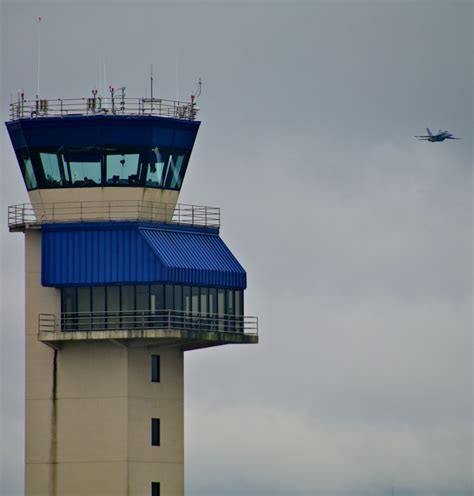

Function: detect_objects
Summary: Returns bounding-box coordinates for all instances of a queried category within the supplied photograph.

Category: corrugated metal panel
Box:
[140,227,246,289]
[41,222,246,289]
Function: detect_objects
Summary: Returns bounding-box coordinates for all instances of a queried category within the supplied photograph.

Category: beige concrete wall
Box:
[24,229,185,496]
[28,187,180,224]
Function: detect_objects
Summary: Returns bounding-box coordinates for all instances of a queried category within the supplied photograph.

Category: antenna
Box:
[175,51,179,101]
[150,64,153,101]
[37,16,42,98]
[150,64,154,112]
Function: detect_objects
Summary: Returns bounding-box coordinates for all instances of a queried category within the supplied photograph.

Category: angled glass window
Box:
[163,153,187,189]
[64,152,102,187]
[40,152,67,187]
[17,150,38,190]
[105,152,142,186]
[145,147,168,188]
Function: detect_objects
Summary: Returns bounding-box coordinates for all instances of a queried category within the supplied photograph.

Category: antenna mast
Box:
[150,64,154,112]
[37,17,42,98]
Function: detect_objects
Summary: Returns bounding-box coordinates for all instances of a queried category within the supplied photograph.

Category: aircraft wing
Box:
[447,136,461,139]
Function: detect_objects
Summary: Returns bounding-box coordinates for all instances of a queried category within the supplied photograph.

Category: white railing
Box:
[39,310,258,336]
[8,201,220,229]
[10,96,199,121]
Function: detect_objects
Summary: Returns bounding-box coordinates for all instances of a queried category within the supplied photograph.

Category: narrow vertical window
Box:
[151,482,160,496]
[152,418,160,446]
[152,355,160,383]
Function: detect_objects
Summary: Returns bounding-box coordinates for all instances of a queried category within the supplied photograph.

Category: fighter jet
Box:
[415,128,460,142]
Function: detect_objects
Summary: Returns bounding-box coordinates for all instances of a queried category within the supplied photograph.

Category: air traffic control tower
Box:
[6,91,258,496]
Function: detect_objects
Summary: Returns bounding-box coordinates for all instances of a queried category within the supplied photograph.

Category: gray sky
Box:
[0,1,472,495]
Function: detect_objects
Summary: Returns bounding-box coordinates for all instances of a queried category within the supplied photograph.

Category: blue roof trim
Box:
[6,115,200,151]
[41,222,246,289]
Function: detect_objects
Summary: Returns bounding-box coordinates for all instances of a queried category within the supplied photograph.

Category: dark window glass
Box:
[107,286,120,329]
[152,418,160,446]
[151,482,160,496]
[208,288,217,314]
[235,290,243,316]
[217,289,225,315]
[183,286,191,314]
[121,285,134,329]
[136,285,149,310]
[62,287,77,314]
[121,285,134,310]
[40,152,66,187]
[92,286,106,329]
[191,286,199,315]
[165,284,174,309]
[174,285,183,312]
[152,355,160,383]
[235,290,243,333]
[105,152,141,186]
[150,285,164,312]
[62,150,102,187]
[77,287,91,330]
[217,289,225,331]
[227,290,235,315]
[163,153,188,189]
[200,287,208,314]
[17,150,38,190]
[61,287,76,330]
[145,147,168,188]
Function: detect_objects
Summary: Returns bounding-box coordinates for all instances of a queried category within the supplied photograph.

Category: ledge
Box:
[38,328,258,351]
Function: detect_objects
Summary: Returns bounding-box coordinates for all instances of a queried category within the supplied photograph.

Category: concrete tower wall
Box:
[25,230,185,496]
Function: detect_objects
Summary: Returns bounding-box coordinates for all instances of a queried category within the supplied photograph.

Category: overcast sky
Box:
[0,1,472,495]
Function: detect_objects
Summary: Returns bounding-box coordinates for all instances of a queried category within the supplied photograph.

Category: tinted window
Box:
[151,482,160,496]
[151,418,160,446]
[106,152,142,185]
[152,355,160,383]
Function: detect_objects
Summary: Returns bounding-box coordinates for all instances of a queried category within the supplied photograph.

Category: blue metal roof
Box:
[41,222,246,289]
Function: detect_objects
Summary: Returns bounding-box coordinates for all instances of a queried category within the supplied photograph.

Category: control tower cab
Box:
[7,91,257,496]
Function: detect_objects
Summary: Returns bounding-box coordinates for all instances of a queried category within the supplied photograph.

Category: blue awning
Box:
[42,222,246,289]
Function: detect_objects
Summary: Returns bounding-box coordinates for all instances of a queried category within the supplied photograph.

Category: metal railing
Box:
[9,96,199,121]
[39,310,258,336]
[8,201,220,229]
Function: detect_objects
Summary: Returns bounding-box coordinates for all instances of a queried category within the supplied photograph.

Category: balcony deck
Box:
[8,200,220,232]
[9,95,199,121]
[38,310,258,351]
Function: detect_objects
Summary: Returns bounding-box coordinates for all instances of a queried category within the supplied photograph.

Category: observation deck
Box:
[38,310,258,350]
[8,200,220,232]
[9,95,199,121]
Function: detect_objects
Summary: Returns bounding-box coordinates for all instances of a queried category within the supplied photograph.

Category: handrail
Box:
[9,96,199,121]
[8,200,220,229]
[38,310,258,336]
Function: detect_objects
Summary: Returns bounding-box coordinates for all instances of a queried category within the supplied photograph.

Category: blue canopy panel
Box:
[41,222,246,289]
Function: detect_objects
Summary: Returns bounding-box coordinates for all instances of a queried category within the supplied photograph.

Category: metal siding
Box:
[140,228,246,289]
[41,222,246,289]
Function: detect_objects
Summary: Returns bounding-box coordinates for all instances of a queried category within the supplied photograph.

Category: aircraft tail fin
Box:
[426,128,433,137]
